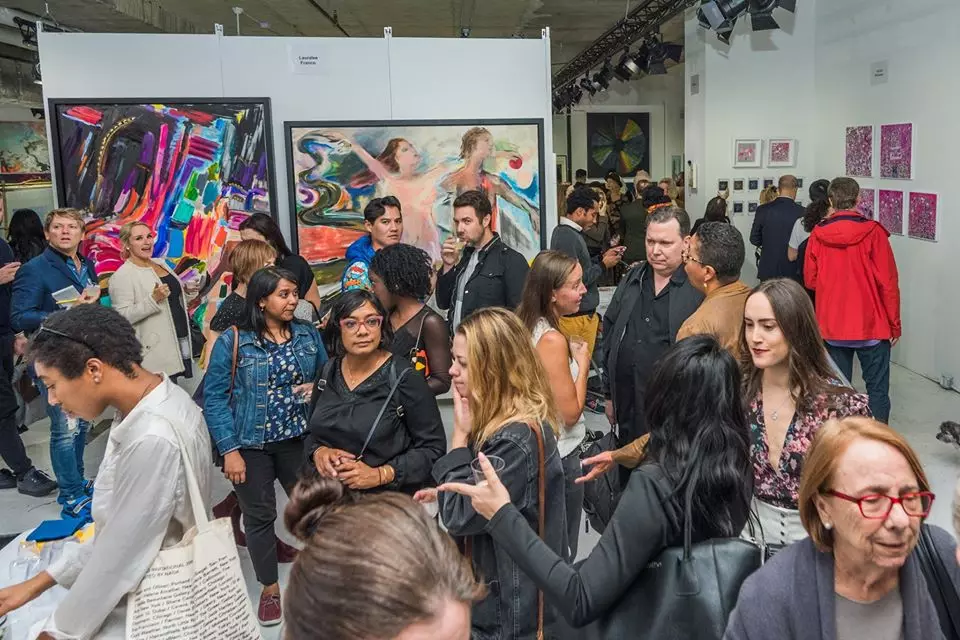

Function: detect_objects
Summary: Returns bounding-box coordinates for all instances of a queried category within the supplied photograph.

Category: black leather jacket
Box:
[434,422,566,640]
[436,234,529,328]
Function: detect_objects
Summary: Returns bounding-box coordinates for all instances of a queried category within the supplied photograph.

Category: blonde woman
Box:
[759,185,779,206]
[424,308,566,640]
[109,221,198,379]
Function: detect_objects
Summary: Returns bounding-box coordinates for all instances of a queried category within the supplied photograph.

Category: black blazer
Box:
[750,197,804,281]
[436,234,529,326]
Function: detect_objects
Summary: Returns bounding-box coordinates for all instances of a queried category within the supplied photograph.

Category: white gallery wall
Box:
[553,68,684,183]
[36,29,557,246]
[685,0,960,387]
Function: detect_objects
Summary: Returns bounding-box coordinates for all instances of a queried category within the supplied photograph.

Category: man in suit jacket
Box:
[602,206,703,486]
[12,208,100,521]
[750,175,804,281]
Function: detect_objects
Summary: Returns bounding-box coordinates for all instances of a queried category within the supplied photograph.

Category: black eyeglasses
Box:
[38,326,98,356]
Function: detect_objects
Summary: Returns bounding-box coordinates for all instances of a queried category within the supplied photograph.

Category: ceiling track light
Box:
[697,0,797,43]
[614,49,641,81]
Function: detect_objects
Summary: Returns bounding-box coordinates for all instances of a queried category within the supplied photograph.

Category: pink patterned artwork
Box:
[879,123,913,179]
[856,188,875,219]
[877,190,903,235]
[908,192,937,241]
[770,142,790,162]
[845,126,873,177]
[737,143,756,163]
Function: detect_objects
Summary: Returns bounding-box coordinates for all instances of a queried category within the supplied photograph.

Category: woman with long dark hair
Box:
[691,196,731,236]
[204,266,327,626]
[239,213,323,311]
[7,208,46,264]
[788,179,830,299]
[740,278,870,549]
[369,243,452,395]
[440,335,753,630]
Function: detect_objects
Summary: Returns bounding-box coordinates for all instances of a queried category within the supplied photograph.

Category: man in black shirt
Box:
[750,175,804,280]
[602,206,703,482]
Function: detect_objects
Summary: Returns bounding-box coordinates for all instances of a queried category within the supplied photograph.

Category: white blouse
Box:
[532,318,587,457]
[40,376,212,639]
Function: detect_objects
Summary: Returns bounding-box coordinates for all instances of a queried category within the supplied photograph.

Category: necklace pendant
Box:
[771,410,779,421]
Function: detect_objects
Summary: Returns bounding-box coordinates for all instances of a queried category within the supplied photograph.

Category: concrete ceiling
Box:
[5,0,685,73]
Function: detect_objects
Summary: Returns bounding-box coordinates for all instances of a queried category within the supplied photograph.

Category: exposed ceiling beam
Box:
[552,0,696,92]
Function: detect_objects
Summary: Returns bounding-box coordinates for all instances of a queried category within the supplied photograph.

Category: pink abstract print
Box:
[845,126,873,177]
[737,143,756,163]
[880,123,913,179]
[770,142,790,163]
[877,190,904,235]
[908,192,937,241]
[856,188,875,219]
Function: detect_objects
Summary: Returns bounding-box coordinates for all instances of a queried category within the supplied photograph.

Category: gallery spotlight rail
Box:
[551,0,697,94]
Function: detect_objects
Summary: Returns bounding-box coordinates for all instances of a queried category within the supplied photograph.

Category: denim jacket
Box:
[433,422,566,640]
[204,321,327,455]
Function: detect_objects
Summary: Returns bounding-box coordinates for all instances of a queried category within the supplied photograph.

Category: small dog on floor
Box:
[936,421,960,449]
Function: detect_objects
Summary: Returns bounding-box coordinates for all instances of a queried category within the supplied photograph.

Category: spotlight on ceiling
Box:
[631,43,651,74]
[568,84,583,105]
[579,75,599,96]
[749,0,797,31]
[593,60,614,90]
[613,50,641,82]
[645,38,683,75]
[697,0,747,31]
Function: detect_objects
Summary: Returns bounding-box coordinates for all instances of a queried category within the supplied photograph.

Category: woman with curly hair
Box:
[369,244,452,395]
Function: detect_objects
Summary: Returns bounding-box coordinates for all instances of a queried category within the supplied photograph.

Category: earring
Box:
[824,522,833,530]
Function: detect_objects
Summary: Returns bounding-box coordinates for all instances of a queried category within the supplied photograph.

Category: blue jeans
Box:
[35,376,88,504]
[826,341,892,423]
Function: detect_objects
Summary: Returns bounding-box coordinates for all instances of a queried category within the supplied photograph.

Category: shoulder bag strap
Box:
[526,422,547,640]
[357,360,411,462]
[916,524,960,636]
[227,326,239,398]
[307,357,337,418]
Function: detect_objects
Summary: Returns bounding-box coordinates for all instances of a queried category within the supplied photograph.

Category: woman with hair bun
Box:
[282,474,485,640]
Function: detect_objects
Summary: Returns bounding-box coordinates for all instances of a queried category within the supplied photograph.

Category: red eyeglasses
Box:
[824,489,935,520]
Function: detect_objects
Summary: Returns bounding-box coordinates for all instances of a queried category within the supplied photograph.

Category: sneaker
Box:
[83,479,94,495]
[18,468,58,498]
[0,468,16,490]
[257,591,282,626]
[277,538,298,564]
[61,495,93,523]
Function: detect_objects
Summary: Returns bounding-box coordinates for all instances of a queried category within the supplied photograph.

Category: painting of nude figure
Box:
[284,119,545,298]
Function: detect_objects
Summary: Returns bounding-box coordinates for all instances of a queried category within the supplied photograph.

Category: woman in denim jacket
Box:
[424,308,566,640]
[203,266,327,627]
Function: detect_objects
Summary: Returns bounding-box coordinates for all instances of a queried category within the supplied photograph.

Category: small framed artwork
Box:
[733,201,744,214]
[733,179,744,191]
[718,179,729,192]
[856,188,876,219]
[748,201,759,213]
[796,177,805,188]
[748,178,760,191]
[767,138,797,167]
[878,189,904,235]
[556,154,569,184]
[908,192,937,241]
[734,139,762,168]
[763,177,775,189]
[845,125,874,177]
[879,123,913,180]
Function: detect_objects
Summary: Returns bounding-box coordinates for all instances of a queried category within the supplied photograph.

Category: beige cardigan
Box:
[109,260,193,376]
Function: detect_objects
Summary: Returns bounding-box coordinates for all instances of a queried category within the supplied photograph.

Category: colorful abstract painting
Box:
[586,113,650,178]
[857,188,876,219]
[908,192,937,241]
[845,125,873,177]
[49,98,276,322]
[767,139,796,167]
[0,122,50,176]
[285,120,544,297]
[878,190,904,235]
[880,123,913,179]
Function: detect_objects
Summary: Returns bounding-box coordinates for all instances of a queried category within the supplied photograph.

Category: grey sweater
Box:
[550,221,601,314]
[724,525,960,640]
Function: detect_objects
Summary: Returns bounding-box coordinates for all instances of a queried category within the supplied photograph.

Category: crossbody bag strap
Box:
[357,360,411,461]
[527,422,547,640]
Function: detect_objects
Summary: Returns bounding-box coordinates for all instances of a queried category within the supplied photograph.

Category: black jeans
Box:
[826,341,891,423]
[561,450,584,561]
[233,437,304,585]
[0,333,31,477]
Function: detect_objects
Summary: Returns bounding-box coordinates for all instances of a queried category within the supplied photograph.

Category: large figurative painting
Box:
[585,112,650,179]
[285,119,545,297]
[48,98,276,323]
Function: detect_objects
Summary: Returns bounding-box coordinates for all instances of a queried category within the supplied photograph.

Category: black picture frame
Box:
[748,201,759,213]
[47,97,278,217]
[733,179,745,191]
[748,179,760,191]
[733,201,744,214]
[283,118,548,254]
[585,112,651,179]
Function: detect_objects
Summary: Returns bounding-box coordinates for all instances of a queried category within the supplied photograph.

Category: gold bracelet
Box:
[377,466,384,486]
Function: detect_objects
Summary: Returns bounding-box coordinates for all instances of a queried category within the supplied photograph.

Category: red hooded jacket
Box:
[804,212,901,341]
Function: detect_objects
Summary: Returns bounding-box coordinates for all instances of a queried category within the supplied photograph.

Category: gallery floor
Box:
[1,364,958,638]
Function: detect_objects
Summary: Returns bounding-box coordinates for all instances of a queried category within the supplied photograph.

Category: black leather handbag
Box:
[568,481,762,640]
[578,429,622,533]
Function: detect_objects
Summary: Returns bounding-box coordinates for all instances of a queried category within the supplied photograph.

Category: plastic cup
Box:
[471,455,505,485]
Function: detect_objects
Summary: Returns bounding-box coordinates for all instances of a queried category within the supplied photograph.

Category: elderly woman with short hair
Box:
[725,416,960,640]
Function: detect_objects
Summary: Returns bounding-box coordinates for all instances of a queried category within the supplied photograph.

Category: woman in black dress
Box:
[305,290,446,496]
[239,212,323,312]
[369,243,452,396]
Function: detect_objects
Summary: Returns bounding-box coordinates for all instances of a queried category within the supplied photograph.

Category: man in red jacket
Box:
[804,177,900,423]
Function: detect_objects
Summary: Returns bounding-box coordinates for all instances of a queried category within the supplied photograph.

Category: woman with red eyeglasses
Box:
[305,289,445,497]
[726,417,958,640]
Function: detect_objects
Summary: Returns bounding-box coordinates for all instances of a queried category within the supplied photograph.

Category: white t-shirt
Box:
[789,218,810,250]
[452,248,482,331]
[532,318,586,457]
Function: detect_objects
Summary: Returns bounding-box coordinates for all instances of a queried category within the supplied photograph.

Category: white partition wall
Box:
[37,28,556,246]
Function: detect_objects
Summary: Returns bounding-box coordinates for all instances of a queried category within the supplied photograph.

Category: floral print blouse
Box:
[749,387,871,509]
